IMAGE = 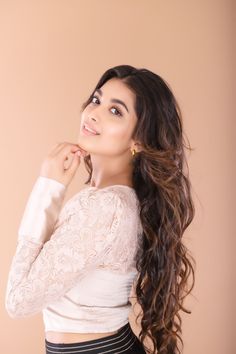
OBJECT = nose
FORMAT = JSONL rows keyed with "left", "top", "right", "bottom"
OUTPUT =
{"left": 87, "top": 115, "right": 99, "bottom": 132}
{"left": 88, "top": 116, "right": 98, "bottom": 126}
{"left": 88, "top": 108, "right": 100, "bottom": 123}
{"left": 87, "top": 103, "right": 102, "bottom": 126}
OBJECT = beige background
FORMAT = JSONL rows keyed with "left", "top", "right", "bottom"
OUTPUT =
{"left": 1, "top": 0, "right": 235, "bottom": 353}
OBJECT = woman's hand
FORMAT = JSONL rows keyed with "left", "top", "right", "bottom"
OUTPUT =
{"left": 39, "top": 142, "right": 88, "bottom": 188}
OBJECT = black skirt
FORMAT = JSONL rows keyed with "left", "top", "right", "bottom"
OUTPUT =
{"left": 45, "top": 322, "right": 146, "bottom": 353}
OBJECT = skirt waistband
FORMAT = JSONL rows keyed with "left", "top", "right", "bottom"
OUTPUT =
{"left": 45, "top": 322, "right": 143, "bottom": 353}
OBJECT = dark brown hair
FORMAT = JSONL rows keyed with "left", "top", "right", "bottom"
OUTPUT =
{"left": 80, "top": 65, "right": 196, "bottom": 354}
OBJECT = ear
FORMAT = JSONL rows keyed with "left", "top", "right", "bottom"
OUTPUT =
{"left": 131, "top": 140, "right": 142, "bottom": 153}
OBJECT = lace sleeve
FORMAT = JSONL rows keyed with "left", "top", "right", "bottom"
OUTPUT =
{"left": 5, "top": 177, "right": 127, "bottom": 318}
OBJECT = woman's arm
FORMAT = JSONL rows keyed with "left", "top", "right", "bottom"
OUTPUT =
{"left": 5, "top": 176, "right": 125, "bottom": 318}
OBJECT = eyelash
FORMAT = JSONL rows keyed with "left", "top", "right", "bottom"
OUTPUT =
{"left": 90, "top": 95, "right": 123, "bottom": 117}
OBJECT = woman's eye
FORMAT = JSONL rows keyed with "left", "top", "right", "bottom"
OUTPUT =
{"left": 90, "top": 95, "right": 122, "bottom": 117}
{"left": 110, "top": 107, "right": 122, "bottom": 116}
{"left": 91, "top": 96, "right": 99, "bottom": 104}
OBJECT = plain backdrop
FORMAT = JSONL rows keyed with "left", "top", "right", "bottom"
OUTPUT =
{"left": 0, "top": 0, "right": 235, "bottom": 353}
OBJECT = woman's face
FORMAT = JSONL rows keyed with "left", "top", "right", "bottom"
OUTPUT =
{"left": 78, "top": 78, "right": 138, "bottom": 157}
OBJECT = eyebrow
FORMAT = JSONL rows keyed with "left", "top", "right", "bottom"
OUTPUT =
{"left": 94, "top": 88, "right": 129, "bottom": 113}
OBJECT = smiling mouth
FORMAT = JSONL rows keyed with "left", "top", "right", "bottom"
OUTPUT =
{"left": 82, "top": 125, "right": 100, "bottom": 136}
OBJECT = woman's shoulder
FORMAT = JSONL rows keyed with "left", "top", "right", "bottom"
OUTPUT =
{"left": 64, "top": 184, "right": 139, "bottom": 215}
{"left": 54, "top": 184, "right": 141, "bottom": 232}
{"left": 82, "top": 185, "right": 139, "bottom": 206}
{"left": 73, "top": 184, "right": 137, "bottom": 198}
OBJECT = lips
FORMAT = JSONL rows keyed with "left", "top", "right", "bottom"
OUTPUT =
{"left": 83, "top": 122, "right": 100, "bottom": 135}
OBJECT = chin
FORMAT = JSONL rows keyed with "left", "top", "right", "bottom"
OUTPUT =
{"left": 77, "top": 139, "right": 91, "bottom": 155}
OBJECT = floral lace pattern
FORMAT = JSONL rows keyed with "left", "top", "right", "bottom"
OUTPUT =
{"left": 5, "top": 177, "right": 143, "bottom": 319}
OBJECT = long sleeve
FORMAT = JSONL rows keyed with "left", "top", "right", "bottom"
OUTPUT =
{"left": 17, "top": 176, "right": 67, "bottom": 244}
{"left": 5, "top": 177, "right": 130, "bottom": 319}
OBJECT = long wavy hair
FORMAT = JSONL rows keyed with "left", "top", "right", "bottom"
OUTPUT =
{"left": 80, "top": 65, "right": 196, "bottom": 354}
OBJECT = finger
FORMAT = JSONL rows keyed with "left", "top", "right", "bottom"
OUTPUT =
{"left": 51, "top": 142, "right": 80, "bottom": 158}
{"left": 65, "top": 152, "right": 80, "bottom": 177}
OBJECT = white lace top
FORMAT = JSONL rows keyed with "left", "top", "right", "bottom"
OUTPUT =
{"left": 5, "top": 176, "right": 143, "bottom": 333}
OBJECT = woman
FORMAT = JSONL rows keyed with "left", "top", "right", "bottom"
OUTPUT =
{"left": 5, "top": 65, "right": 195, "bottom": 354}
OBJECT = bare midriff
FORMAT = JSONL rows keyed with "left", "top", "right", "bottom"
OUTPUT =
{"left": 45, "top": 329, "right": 119, "bottom": 344}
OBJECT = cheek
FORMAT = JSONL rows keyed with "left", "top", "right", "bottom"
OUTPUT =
{"left": 104, "top": 124, "right": 130, "bottom": 142}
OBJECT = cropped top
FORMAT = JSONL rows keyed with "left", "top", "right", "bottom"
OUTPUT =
{"left": 5, "top": 176, "right": 143, "bottom": 333}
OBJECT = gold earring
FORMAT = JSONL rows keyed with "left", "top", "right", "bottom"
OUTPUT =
{"left": 131, "top": 149, "right": 136, "bottom": 156}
